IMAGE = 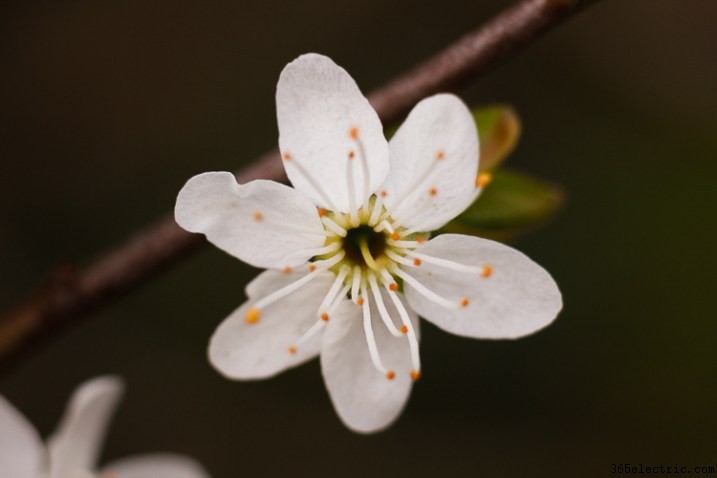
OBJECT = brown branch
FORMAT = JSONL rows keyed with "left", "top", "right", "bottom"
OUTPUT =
{"left": 0, "top": 0, "right": 601, "bottom": 372}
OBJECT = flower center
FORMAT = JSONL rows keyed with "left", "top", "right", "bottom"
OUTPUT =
{"left": 342, "top": 224, "right": 389, "bottom": 271}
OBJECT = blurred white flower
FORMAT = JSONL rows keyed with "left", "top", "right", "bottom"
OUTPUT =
{"left": 0, "top": 376, "right": 210, "bottom": 478}
{"left": 175, "top": 53, "right": 562, "bottom": 433}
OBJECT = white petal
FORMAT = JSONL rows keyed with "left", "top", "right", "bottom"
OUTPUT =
{"left": 209, "top": 269, "right": 335, "bottom": 380}
{"left": 382, "top": 94, "right": 479, "bottom": 231}
{"left": 175, "top": 173, "right": 326, "bottom": 269}
{"left": 321, "top": 292, "right": 419, "bottom": 433}
{"left": 0, "top": 395, "right": 43, "bottom": 478}
{"left": 277, "top": 53, "right": 389, "bottom": 212}
{"left": 100, "top": 453, "right": 210, "bottom": 478}
{"left": 404, "top": 234, "right": 562, "bottom": 339}
{"left": 47, "top": 376, "right": 124, "bottom": 478}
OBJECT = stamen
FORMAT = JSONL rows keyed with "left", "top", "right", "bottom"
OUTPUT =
{"left": 245, "top": 307, "right": 261, "bottom": 324}
{"left": 345, "top": 148, "right": 360, "bottom": 227}
{"left": 460, "top": 297, "right": 469, "bottom": 307}
{"left": 356, "top": 296, "right": 364, "bottom": 306}
{"left": 374, "top": 220, "right": 395, "bottom": 234}
{"left": 390, "top": 155, "right": 442, "bottom": 221}
{"left": 385, "top": 249, "right": 416, "bottom": 268}
{"left": 351, "top": 128, "right": 371, "bottom": 206}
{"left": 482, "top": 264, "right": 493, "bottom": 278}
{"left": 428, "top": 187, "right": 438, "bottom": 197}
{"left": 328, "top": 283, "right": 351, "bottom": 315}
{"left": 318, "top": 208, "right": 328, "bottom": 217}
{"left": 414, "top": 258, "right": 422, "bottom": 266}
{"left": 410, "top": 370, "right": 422, "bottom": 381}
{"left": 317, "top": 266, "right": 350, "bottom": 317}
{"left": 368, "top": 274, "right": 403, "bottom": 337}
{"left": 253, "top": 211, "right": 264, "bottom": 222}
{"left": 360, "top": 286, "right": 390, "bottom": 376}
{"left": 322, "top": 216, "right": 347, "bottom": 237}
{"left": 359, "top": 236, "right": 382, "bottom": 271}
{"left": 280, "top": 242, "right": 342, "bottom": 264}
{"left": 385, "top": 287, "right": 421, "bottom": 376}
{"left": 283, "top": 155, "right": 341, "bottom": 212}
{"left": 282, "top": 266, "right": 292, "bottom": 274}
{"left": 407, "top": 251, "right": 485, "bottom": 275}
{"left": 391, "top": 266, "right": 459, "bottom": 310}
{"left": 350, "top": 266, "right": 361, "bottom": 302}
{"left": 253, "top": 268, "right": 323, "bottom": 310}
{"left": 387, "top": 238, "right": 421, "bottom": 249}
{"left": 385, "top": 371, "right": 396, "bottom": 380}
{"left": 291, "top": 319, "right": 327, "bottom": 353}
{"left": 476, "top": 172, "right": 492, "bottom": 188}
{"left": 368, "top": 194, "right": 385, "bottom": 226}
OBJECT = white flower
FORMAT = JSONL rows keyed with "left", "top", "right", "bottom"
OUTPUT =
{"left": 0, "top": 376, "right": 211, "bottom": 478}
{"left": 175, "top": 53, "right": 562, "bottom": 433}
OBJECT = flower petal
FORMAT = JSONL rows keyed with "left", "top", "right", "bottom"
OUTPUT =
{"left": 0, "top": 395, "right": 43, "bottom": 478}
{"left": 404, "top": 234, "right": 562, "bottom": 339}
{"left": 382, "top": 94, "right": 479, "bottom": 231}
{"left": 209, "top": 269, "right": 335, "bottom": 380}
{"left": 321, "top": 291, "right": 419, "bottom": 433}
{"left": 175, "top": 173, "right": 326, "bottom": 269}
{"left": 277, "top": 53, "right": 389, "bottom": 212}
{"left": 47, "top": 376, "right": 124, "bottom": 478}
{"left": 101, "top": 453, "right": 210, "bottom": 478}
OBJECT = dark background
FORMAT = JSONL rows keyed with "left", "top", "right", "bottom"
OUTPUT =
{"left": 1, "top": 1, "right": 715, "bottom": 476}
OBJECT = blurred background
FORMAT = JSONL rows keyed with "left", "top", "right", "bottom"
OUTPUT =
{"left": 1, "top": 0, "right": 715, "bottom": 476}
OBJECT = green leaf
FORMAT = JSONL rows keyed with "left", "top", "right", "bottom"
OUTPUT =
{"left": 441, "top": 169, "right": 564, "bottom": 241}
{"left": 474, "top": 105, "right": 522, "bottom": 171}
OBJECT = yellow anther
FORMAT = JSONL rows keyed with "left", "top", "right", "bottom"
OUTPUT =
{"left": 389, "top": 283, "right": 398, "bottom": 291}
{"left": 356, "top": 297, "right": 364, "bottom": 306}
{"left": 429, "top": 187, "right": 438, "bottom": 197}
{"left": 309, "top": 264, "right": 316, "bottom": 272}
{"left": 349, "top": 127, "right": 359, "bottom": 139}
{"left": 320, "top": 312, "right": 329, "bottom": 322}
{"left": 413, "top": 258, "right": 422, "bottom": 266}
{"left": 410, "top": 370, "right": 422, "bottom": 381}
{"left": 481, "top": 264, "right": 492, "bottom": 278}
{"left": 288, "top": 345, "right": 297, "bottom": 355}
{"left": 400, "top": 325, "right": 408, "bottom": 334}
{"left": 245, "top": 307, "right": 261, "bottom": 324}
{"left": 283, "top": 266, "right": 292, "bottom": 275}
{"left": 476, "top": 172, "right": 493, "bottom": 188}
{"left": 253, "top": 211, "right": 264, "bottom": 222}
{"left": 460, "top": 297, "right": 469, "bottom": 307}
{"left": 436, "top": 150, "right": 445, "bottom": 160}
{"left": 385, "top": 371, "right": 396, "bottom": 380}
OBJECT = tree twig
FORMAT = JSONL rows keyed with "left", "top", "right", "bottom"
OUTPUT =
{"left": 0, "top": 0, "right": 601, "bottom": 373}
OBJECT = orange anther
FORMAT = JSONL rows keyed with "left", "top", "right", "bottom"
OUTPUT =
{"left": 282, "top": 152, "right": 292, "bottom": 161}
{"left": 349, "top": 127, "right": 359, "bottom": 139}
{"left": 400, "top": 325, "right": 408, "bottom": 334}
{"left": 476, "top": 172, "right": 493, "bottom": 188}
{"left": 253, "top": 211, "right": 264, "bottom": 222}
{"left": 318, "top": 208, "right": 327, "bottom": 217}
{"left": 410, "top": 370, "right": 422, "bottom": 381}
{"left": 460, "top": 297, "right": 469, "bottom": 307}
{"left": 482, "top": 264, "right": 492, "bottom": 278}
{"left": 391, "top": 232, "right": 400, "bottom": 241}
{"left": 389, "top": 283, "right": 398, "bottom": 291}
{"left": 429, "top": 187, "right": 438, "bottom": 197}
{"left": 320, "top": 312, "right": 329, "bottom": 322}
{"left": 245, "top": 308, "right": 261, "bottom": 324}
{"left": 436, "top": 150, "right": 445, "bottom": 160}
{"left": 386, "top": 371, "right": 396, "bottom": 380}
{"left": 309, "top": 264, "right": 316, "bottom": 272}
{"left": 416, "top": 236, "right": 426, "bottom": 244}
{"left": 356, "top": 297, "right": 364, "bottom": 306}
{"left": 348, "top": 150, "right": 355, "bottom": 159}
{"left": 380, "top": 190, "right": 388, "bottom": 198}
{"left": 283, "top": 266, "right": 292, "bottom": 275}
{"left": 288, "top": 345, "right": 297, "bottom": 355}
{"left": 413, "top": 258, "right": 422, "bottom": 266}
